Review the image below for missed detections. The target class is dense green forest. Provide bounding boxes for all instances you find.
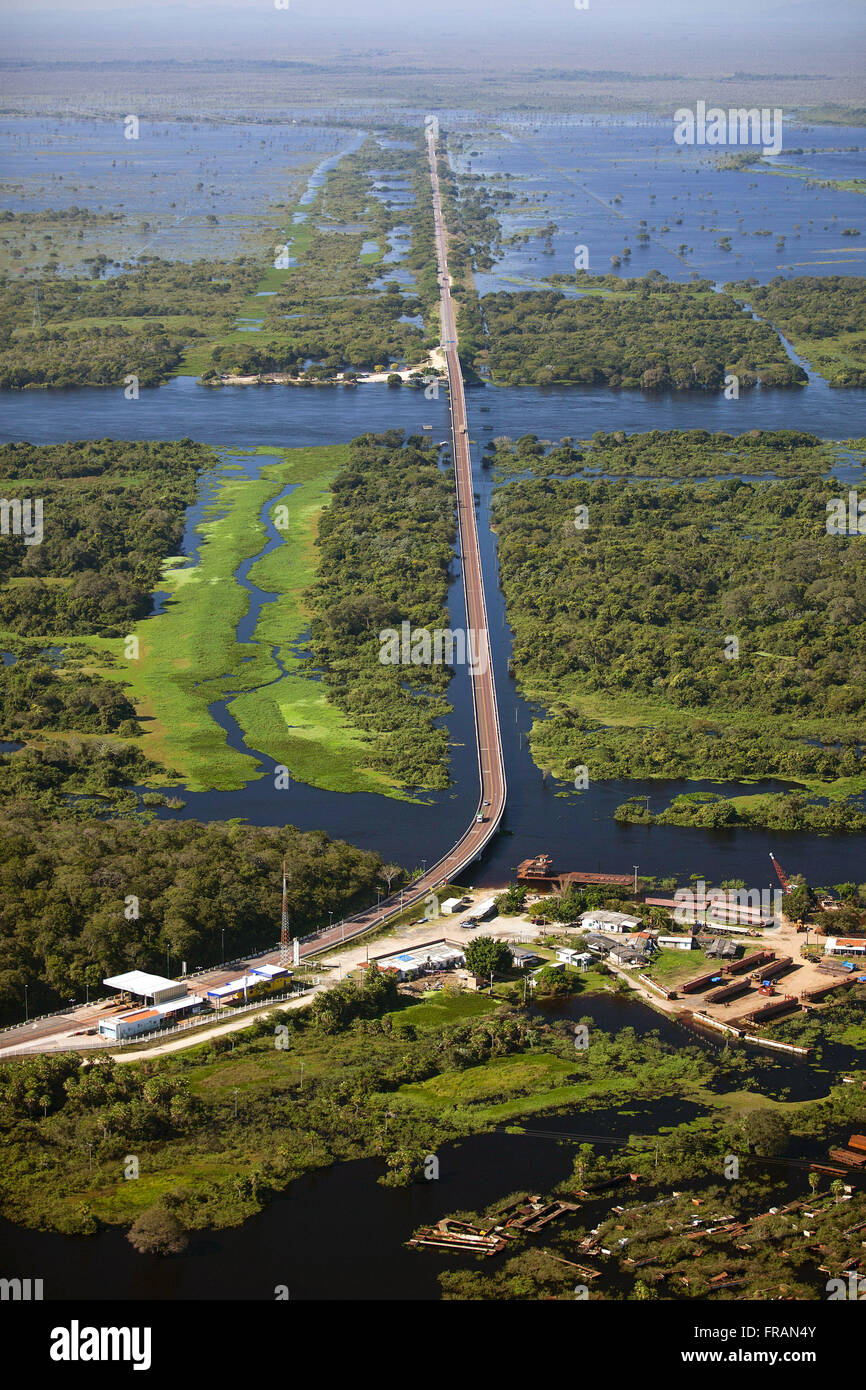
[0,740,166,820]
[0,818,384,1021]
[728,275,866,387]
[491,433,866,828]
[0,438,208,635]
[478,275,806,389]
[0,648,139,740]
[307,432,457,788]
[0,439,211,811]
[486,427,837,481]
[0,258,258,388]
[0,323,187,390]
[615,789,866,835]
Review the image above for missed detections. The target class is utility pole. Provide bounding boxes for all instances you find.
[633,864,639,895]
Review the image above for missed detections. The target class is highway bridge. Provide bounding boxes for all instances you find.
[0,124,508,1057]
[274,124,507,950]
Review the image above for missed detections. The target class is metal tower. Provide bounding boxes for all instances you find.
[280,858,290,967]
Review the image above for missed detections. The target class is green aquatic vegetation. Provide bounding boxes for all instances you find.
[227,446,401,798]
[102,443,397,796]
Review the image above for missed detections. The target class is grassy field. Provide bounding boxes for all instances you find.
[642,948,714,987]
[90,444,400,795]
[394,1051,579,1107]
[229,447,398,797]
[388,992,502,1028]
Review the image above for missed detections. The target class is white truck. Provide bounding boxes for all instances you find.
[474,897,498,922]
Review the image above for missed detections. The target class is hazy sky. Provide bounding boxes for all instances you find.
[1,0,863,70]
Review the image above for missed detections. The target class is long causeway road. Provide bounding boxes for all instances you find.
[0,126,508,1058]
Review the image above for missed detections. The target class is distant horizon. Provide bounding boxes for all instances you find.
[1,0,864,79]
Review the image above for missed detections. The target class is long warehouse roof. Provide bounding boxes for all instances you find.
[103,970,182,995]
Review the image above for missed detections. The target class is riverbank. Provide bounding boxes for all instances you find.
[204,356,444,387]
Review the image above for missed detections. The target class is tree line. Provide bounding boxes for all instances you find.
[0,816,385,1021]
[479,275,807,390]
[307,431,457,789]
[0,438,208,636]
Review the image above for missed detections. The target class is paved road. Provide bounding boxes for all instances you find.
[304,130,507,938]
[0,126,507,1059]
